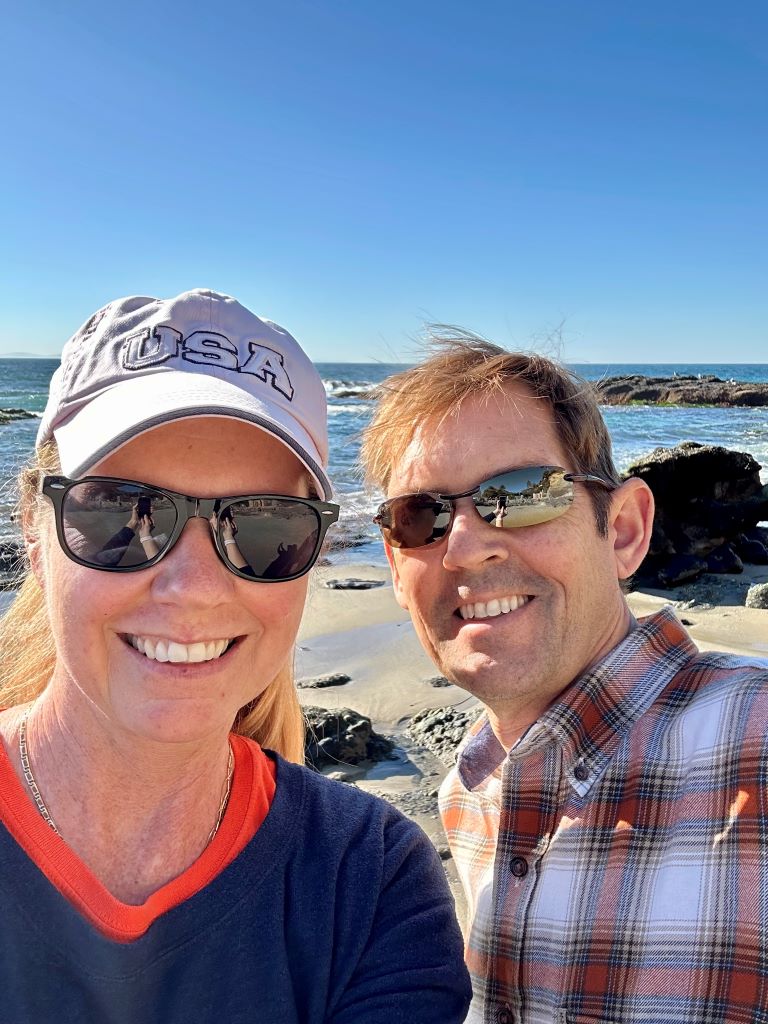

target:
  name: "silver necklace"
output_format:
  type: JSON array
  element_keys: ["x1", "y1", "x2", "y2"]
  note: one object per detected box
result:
[
  {"x1": 18, "y1": 711, "x2": 59, "y2": 835},
  {"x1": 19, "y1": 710, "x2": 234, "y2": 845}
]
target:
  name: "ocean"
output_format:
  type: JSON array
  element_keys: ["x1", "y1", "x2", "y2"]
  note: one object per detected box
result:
[{"x1": 1, "y1": 359, "x2": 767, "y2": 565}]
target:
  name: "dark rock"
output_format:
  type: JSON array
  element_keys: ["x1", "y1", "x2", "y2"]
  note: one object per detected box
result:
[
  {"x1": 304, "y1": 706, "x2": 394, "y2": 768},
  {"x1": 406, "y1": 705, "x2": 484, "y2": 765},
  {"x1": 596, "y1": 375, "x2": 768, "y2": 407},
  {"x1": 326, "y1": 534, "x2": 368, "y2": 552},
  {"x1": 705, "y1": 543, "x2": 743, "y2": 575},
  {"x1": 734, "y1": 537, "x2": 768, "y2": 565},
  {"x1": 656, "y1": 555, "x2": 707, "y2": 588},
  {"x1": 0, "y1": 408, "x2": 37, "y2": 426},
  {"x1": 0, "y1": 542, "x2": 25, "y2": 591},
  {"x1": 296, "y1": 672, "x2": 352, "y2": 689},
  {"x1": 425, "y1": 675, "x2": 453, "y2": 688},
  {"x1": 737, "y1": 532, "x2": 768, "y2": 565},
  {"x1": 625, "y1": 443, "x2": 768, "y2": 588},
  {"x1": 745, "y1": 584, "x2": 768, "y2": 610},
  {"x1": 323, "y1": 578, "x2": 386, "y2": 590}
]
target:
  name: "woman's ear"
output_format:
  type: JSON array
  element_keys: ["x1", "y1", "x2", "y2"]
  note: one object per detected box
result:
[
  {"x1": 608, "y1": 477, "x2": 655, "y2": 580},
  {"x1": 21, "y1": 504, "x2": 46, "y2": 587}
]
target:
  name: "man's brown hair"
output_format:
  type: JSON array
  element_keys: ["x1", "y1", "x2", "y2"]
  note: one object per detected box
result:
[{"x1": 360, "y1": 328, "x2": 620, "y2": 535}]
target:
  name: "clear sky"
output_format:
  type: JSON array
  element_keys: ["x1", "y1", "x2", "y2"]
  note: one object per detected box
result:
[{"x1": 1, "y1": 1, "x2": 765, "y2": 362}]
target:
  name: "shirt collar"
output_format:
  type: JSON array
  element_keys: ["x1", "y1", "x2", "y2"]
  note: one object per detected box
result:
[{"x1": 457, "y1": 606, "x2": 698, "y2": 793}]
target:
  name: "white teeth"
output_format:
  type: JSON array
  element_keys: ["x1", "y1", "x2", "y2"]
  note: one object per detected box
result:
[
  {"x1": 167, "y1": 641, "x2": 189, "y2": 664},
  {"x1": 127, "y1": 635, "x2": 232, "y2": 664},
  {"x1": 458, "y1": 596, "x2": 530, "y2": 620},
  {"x1": 186, "y1": 642, "x2": 208, "y2": 663}
]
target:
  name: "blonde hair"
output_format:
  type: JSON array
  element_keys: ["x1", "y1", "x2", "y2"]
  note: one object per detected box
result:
[
  {"x1": 0, "y1": 442, "x2": 306, "y2": 762},
  {"x1": 361, "y1": 329, "x2": 620, "y2": 534}
]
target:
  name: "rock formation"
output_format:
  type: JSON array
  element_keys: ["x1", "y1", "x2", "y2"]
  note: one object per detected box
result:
[
  {"x1": 596, "y1": 375, "x2": 768, "y2": 407},
  {"x1": 303, "y1": 706, "x2": 394, "y2": 768},
  {"x1": 406, "y1": 706, "x2": 484, "y2": 765},
  {"x1": 626, "y1": 442, "x2": 768, "y2": 588}
]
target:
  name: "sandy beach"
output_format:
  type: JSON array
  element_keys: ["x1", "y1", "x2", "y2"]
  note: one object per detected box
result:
[{"x1": 298, "y1": 560, "x2": 768, "y2": 920}]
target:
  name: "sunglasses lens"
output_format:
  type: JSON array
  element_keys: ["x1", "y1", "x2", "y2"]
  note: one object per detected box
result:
[
  {"x1": 376, "y1": 496, "x2": 451, "y2": 549},
  {"x1": 472, "y1": 467, "x2": 574, "y2": 527},
  {"x1": 60, "y1": 481, "x2": 176, "y2": 568},
  {"x1": 376, "y1": 468, "x2": 576, "y2": 550},
  {"x1": 218, "y1": 498, "x2": 322, "y2": 580}
]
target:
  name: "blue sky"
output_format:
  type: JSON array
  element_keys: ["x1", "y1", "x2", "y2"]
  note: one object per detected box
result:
[{"x1": 1, "y1": 1, "x2": 765, "y2": 362}]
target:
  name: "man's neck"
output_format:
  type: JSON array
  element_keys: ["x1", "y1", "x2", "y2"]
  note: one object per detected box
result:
[{"x1": 487, "y1": 607, "x2": 639, "y2": 752}]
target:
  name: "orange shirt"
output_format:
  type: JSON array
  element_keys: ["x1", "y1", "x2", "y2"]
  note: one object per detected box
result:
[{"x1": 0, "y1": 732, "x2": 275, "y2": 942}]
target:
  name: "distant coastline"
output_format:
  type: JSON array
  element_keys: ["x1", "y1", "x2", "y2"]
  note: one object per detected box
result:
[{"x1": 0, "y1": 353, "x2": 60, "y2": 360}]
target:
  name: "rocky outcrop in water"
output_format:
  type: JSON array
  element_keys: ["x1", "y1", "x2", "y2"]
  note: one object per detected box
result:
[
  {"x1": 627, "y1": 442, "x2": 768, "y2": 589},
  {"x1": 596, "y1": 375, "x2": 768, "y2": 407},
  {"x1": 0, "y1": 408, "x2": 37, "y2": 426},
  {"x1": 0, "y1": 542, "x2": 24, "y2": 590},
  {"x1": 304, "y1": 706, "x2": 394, "y2": 768}
]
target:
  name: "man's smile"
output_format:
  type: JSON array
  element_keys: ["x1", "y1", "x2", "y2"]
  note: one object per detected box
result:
[{"x1": 457, "y1": 595, "x2": 532, "y2": 620}]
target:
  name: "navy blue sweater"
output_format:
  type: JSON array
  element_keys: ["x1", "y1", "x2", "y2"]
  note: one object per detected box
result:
[{"x1": 0, "y1": 755, "x2": 471, "y2": 1023}]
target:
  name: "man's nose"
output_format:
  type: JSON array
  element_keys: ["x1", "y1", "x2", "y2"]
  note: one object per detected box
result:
[{"x1": 442, "y1": 500, "x2": 510, "y2": 571}]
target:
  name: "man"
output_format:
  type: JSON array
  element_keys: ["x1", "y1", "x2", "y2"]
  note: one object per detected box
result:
[{"x1": 361, "y1": 333, "x2": 768, "y2": 1024}]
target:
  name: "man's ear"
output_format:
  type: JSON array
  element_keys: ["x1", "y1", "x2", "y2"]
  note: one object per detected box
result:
[
  {"x1": 384, "y1": 543, "x2": 410, "y2": 611},
  {"x1": 608, "y1": 478, "x2": 655, "y2": 580}
]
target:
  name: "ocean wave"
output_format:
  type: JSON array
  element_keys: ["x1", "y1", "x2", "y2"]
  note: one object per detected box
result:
[
  {"x1": 327, "y1": 404, "x2": 371, "y2": 415},
  {"x1": 323, "y1": 380, "x2": 374, "y2": 399}
]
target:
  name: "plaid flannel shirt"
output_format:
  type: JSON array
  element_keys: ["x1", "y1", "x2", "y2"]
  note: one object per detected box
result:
[{"x1": 440, "y1": 607, "x2": 768, "y2": 1024}]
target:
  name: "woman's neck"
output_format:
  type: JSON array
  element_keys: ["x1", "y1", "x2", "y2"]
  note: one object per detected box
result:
[{"x1": 0, "y1": 693, "x2": 234, "y2": 904}]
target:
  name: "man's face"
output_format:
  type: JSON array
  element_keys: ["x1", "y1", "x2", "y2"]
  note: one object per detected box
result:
[{"x1": 385, "y1": 383, "x2": 635, "y2": 734}]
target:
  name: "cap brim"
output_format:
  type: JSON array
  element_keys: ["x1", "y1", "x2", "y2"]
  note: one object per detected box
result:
[{"x1": 52, "y1": 371, "x2": 333, "y2": 500}]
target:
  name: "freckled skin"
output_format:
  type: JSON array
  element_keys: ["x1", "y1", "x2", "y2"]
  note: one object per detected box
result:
[
  {"x1": 33, "y1": 418, "x2": 310, "y2": 747},
  {"x1": 385, "y1": 385, "x2": 653, "y2": 745}
]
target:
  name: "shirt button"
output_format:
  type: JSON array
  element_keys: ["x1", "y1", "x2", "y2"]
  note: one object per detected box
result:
[
  {"x1": 510, "y1": 856, "x2": 528, "y2": 878},
  {"x1": 496, "y1": 1007, "x2": 513, "y2": 1024},
  {"x1": 574, "y1": 761, "x2": 589, "y2": 781}
]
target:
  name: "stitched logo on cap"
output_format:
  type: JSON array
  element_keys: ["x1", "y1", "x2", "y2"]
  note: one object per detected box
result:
[{"x1": 122, "y1": 326, "x2": 295, "y2": 400}]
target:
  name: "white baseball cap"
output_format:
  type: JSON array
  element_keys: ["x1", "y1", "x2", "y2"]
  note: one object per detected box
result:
[{"x1": 37, "y1": 289, "x2": 332, "y2": 499}]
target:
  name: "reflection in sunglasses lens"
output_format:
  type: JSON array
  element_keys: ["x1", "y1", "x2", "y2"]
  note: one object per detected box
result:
[
  {"x1": 220, "y1": 499, "x2": 321, "y2": 579},
  {"x1": 379, "y1": 467, "x2": 576, "y2": 549},
  {"x1": 62, "y1": 482, "x2": 175, "y2": 569},
  {"x1": 473, "y1": 468, "x2": 573, "y2": 528}
]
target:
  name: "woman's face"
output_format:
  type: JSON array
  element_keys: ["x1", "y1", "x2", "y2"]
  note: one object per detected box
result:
[{"x1": 32, "y1": 418, "x2": 311, "y2": 746}]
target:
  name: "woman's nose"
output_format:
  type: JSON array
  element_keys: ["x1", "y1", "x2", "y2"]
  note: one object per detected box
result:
[{"x1": 149, "y1": 517, "x2": 236, "y2": 605}]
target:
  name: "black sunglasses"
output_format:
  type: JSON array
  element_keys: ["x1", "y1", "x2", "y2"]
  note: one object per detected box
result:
[
  {"x1": 42, "y1": 476, "x2": 340, "y2": 582},
  {"x1": 374, "y1": 465, "x2": 615, "y2": 550}
]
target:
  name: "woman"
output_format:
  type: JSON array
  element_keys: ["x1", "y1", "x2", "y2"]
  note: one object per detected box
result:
[{"x1": 0, "y1": 289, "x2": 470, "y2": 1023}]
